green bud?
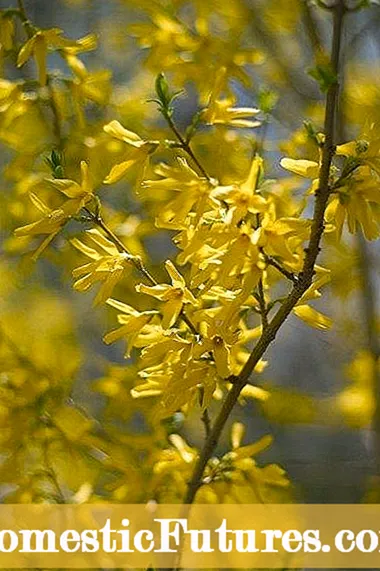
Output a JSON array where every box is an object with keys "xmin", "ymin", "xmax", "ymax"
[
  {"xmin": 258, "ymin": 87, "xmax": 278, "ymax": 114},
  {"xmin": 155, "ymin": 72, "xmax": 170, "ymax": 108},
  {"xmin": 308, "ymin": 63, "xmax": 337, "ymax": 93},
  {"xmin": 45, "ymin": 150, "xmax": 65, "ymax": 178}
]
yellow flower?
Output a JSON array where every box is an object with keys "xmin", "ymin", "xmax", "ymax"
[
  {"xmin": 71, "ymin": 229, "xmax": 135, "ymax": 305},
  {"xmin": 193, "ymin": 309, "xmax": 241, "ymax": 379},
  {"xmin": 203, "ymin": 97, "xmax": 261, "ymax": 129},
  {"xmin": 103, "ymin": 120, "xmax": 159, "ymax": 184},
  {"xmin": 136, "ymin": 260, "xmax": 197, "ymax": 329},
  {"xmin": 293, "ymin": 305, "xmax": 332, "ymax": 330},
  {"xmin": 252, "ymin": 203, "xmax": 310, "ymax": 265},
  {"xmin": 325, "ymin": 166, "xmax": 380, "ymax": 240},
  {"xmin": 280, "ymin": 157, "xmax": 320, "ymax": 178},
  {"xmin": 103, "ymin": 299, "xmax": 157, "ymax": 357},
  {"xmin": 211, "ymin": 155, "xmax": 267, "ymax": 225},
  {"xmin": 202, "ymin": 66, "xmax": 260, "ymax": 128},
  {"xmin": 17, "ymin": 29, "xmax": 95, "ymax": 86},
  {"xmin": 336, "ymin": 122, "xmax": 380, "ymax": 176},
  {"xmin": 142, "ymin": 157, "xmax": 215, "ymax": 228},
  {"xmin": 14, "ymin": 162, "xmax": 94, "ymax": 257}
]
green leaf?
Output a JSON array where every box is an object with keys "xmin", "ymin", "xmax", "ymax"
[
  {"xmin": 258, "ymin": 87, "xmax": 278, "ymax": 114},
  {"xmin": 308, "ymin": 62, "xmax": 337, "ymax": 93}
]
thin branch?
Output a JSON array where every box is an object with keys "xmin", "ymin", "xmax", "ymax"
[
  {"xmin": 182, "ymin": 0, "xmax": 346, "ymax": 509},
  {"xmin": 198, "ymin": 386, "xmax": 212, "ymax": 439},
  {"xmin": 165, "ymin": 113, "xmax": 211, "ymax": 181},
  {"xmin": 201, "ymin": 408, "xmax": 212, "ymax": 439},
  {"xmin": 256, "ymin": 279, "xmax": 268, "ymax": 330},
  {"xmin": 17, "ymin": 0, "xmax": 27, "ymax": 19},
  {"xmin": 85, "ymin": 208, "xmax": 158, "ymax": 286},
  {"xmin": 263, "ymin": 253, "xmax": 299, "ymax": 284}
]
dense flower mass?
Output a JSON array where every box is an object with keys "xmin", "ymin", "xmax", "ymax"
[{"xmin": 1, "ymin": 0, "xmax": 380, "ymax": 508}]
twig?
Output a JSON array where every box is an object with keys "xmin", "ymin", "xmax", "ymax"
[
  {"xmin": 264, "ymin": 253, "xmax": 299, "ymax": 284},
  {"xmin": 201, "ymin": 408, "xmax": 211, "ymax": 438},
  {"xmin": 181, "ymin": 0, "xmax": 346, "ymax": 509},
  {"xmin": 256, "ymin": 279, "xmax": 268, "ymax": 330},
  {"xmin": 165, "ymin": 113, "xmax": 211, "ymax": 181},
  {"xmin": 198, "ymin": 386, "xmax": 212, "ymax": 438},
  {"xmin": 17, "ymin": 0, "xmax": 27, "ymax": 19},
  {"xmin": 85, "ymin": 208, "xmax": 158, "ymax": 286}
]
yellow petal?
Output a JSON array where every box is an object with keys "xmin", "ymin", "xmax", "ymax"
[
  {"xmin": 231, "ymin": 422, "xmax": 245, "ymax": 449},
  {"xmin": 106, "ymin": 298, "xmax": 138, "ymax": 315},
  {"xmin": 293, "ymin": 304, "xmax": 332, "ymax": 330},
  {"xmin": 136, "ymin": 283, "xmax": 172, "ymax": 300},
  {"xmin": 80, "ymin": 161, "xmax": 92, "ymax": 194},
  {"xmin": 17, "ymin": 35, "xmax": 36, "ymax": 67},
  {"xmin": 70, "ymin": 238, "xmax": 99, "ymax": 260},
  {"xmin": 48, "ymin": 178, "xmax": 83, "ymax": 198},
  {"xmin": 103, "ymin": 159, "xmax": 138, "ymax": 184},
  {"xmin": 335, "ymin": 141, "xmax": 357, "ymax": 156},
  {"xmin": 161, "ymin": 299, "xmax": 182, "ymax": 329},
  {"xmin": 280, "ymin": 158, "xmax": 319, "ymax": 178},
  {"xmin": 234, "ymin": 435, "xmax": 273, "ymax": 459},
  {"xmin": 213, "ymin": 339, "xmax": 231, "ymax": 378},
  {"xmin": 165, "ymin": 260, "xmax": 185, "ymax": 288},
  {"xmin": 241, "ymin": 155, "xmax": 263, "ymax": 193},
  {"xmin": 103, "ymin": 120, "xmax": 144, "ymax": 147}
]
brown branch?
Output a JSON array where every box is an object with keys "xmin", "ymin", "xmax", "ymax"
[
  {"xmin": 16, "ymin": 0, "xmax": 27, "ymax": 20},
  {"xmin": 263, "ymin": 253, "xmax": 299, "ymax": 284},
  {"xmin": 182, "ymin": 0, "xmax": 346, "ymax": 508},
  {"xmin": 256, "ymin": 279, "xmax": 268, "ymax": 330},
  {"xmin": 164, "ymin": 113, "xmax": 211, "ymax": 181}
]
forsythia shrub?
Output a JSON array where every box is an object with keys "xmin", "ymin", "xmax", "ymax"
[{"xmin": 1, "ymin": 0, "xmax": 380, "ymax": 511}]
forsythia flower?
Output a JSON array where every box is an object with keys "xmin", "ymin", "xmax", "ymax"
[
  {"xmin": 14, "ymin": 161, "xmax": 94, "ymax": 257},
  {"xmin": 193, "ymin": 309, "xmax": 241, "ymax": 378},
  {"xmin": 103, "ymin": 120, "xmax": 159, "ymax": 184},
  {"xmin": 280, "ymin": 157, "xmax": 320, "ymax": 179},
  {"xmin": 336, "ymin": 123, "xmax": 380, "ymax": 175},
  {"xmin": 252, "ymin": 204, "xmax": 311, "ymax": 266},
  {"xmin": 17, "ymin": 29, "xmax": 95, "ymax": 86},
  {"xmin": 202, "ymin": 97, "xmax": 261, "ymax": 128},
  {"xmin": 103, "ymin": 299, "xmax": 157, "ymax": 357},
  {"xmin": 71, "ymin": 229, "xmax": 136, "ymax": 305},
  {"xmin": 136, "ymin": 260, "xmax": 197, "ymax": 329},
  {"xmin": 325, "ymin": 166, "xmax": 380, "ymax": 240},
  {"xmin": 202, "ymin": 67, "xmax": 260, "ymax": 128},
  {"xmin": 142, "ymin": 157, "xmax": 216, "ymax": 228},
  {"xmin": 211, "ymin": 155, "xmax": 267, "ymax": 225}
]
